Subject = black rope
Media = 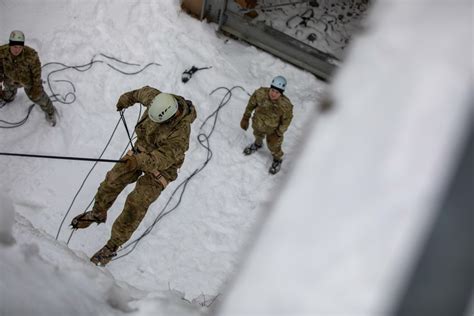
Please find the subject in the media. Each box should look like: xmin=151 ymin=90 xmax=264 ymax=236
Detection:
xmin=0 ymin=53 xmax=160 ymax=128
xmin=120 ymin=111 xmax=136 ymax=153
xmin=99 ymin=53 xmax=140 ymax=66
xmin=55 ymin=106 xmax=142 ymax=241
xmin=55 ymin=115 xmax=123 ymax=240
xmin=43 ymin=53 xmax=161 ymax=105
xmin=0 ymin=151 xmax=124 ymax=163
xmin=0 ymin=104 xmax=36 ymax=128
xmin=113 ymin=86 xmax=251 ymax=261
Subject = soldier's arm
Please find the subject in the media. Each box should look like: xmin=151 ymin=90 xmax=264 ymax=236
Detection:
xmin=135 ymin=124 xmax=190 ymax=173
xmin=30 ymin=52 xmax=43 ymax=92
xmin=243 ymin=90 xmax=259 ymax=119
xmin=277 ymin=104 xmax=294 ymax=136
xmin=116 ymin=86 xmax=159 ymax=110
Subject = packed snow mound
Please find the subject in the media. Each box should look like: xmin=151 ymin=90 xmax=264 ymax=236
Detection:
xmin=0 ymin=202 xmax=206 ymax=316
xmin=0 ymin=208 xmax=131 ymax=315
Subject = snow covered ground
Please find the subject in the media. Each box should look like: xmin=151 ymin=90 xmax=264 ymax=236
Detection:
xmin=231 ymin=0 xmax=371 ymax=60
xmin=1 ymin=0 xmax=322 ymax=314
xmin=0 ymin=0 xmax=472 ymax=315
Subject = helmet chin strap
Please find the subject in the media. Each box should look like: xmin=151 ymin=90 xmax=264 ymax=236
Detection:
xmin=174 ymin=103 xmax=182 ymax=118
xmin=173 ymin=102 xmax=183 ymax=117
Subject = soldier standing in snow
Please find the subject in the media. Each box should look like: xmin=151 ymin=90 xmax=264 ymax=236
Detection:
xmin=71 ymin=86 xmax=196 ymax=266
xmin=240 ymin=76 xmax=294 ymax=174
xmin=0 ymin=30 xmax=57 ymax=126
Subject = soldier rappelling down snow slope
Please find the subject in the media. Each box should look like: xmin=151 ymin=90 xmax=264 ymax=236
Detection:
xmin=71 ymin=86 xmax=196 ymax=266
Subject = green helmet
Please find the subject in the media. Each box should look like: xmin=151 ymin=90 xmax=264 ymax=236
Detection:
xmin=148 ymin=93 xmax=178 ymax=123
xmin=9 ymin=30 xmax=25 ymax=44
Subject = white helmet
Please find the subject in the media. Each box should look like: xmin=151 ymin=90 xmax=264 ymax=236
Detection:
xmin=9 ymin=30 xmax=25 ymax=44
xmin=270 ymin=75 xmax=287 ymax=93
xmin=148 ymin=93 xmax=178 ymax=123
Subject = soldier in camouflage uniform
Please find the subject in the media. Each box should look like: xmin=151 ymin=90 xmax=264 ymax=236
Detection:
xmin=71 ymin=86 xmax=197 ymax=266
xmin=240 ymin=76 xmax=294 ymax=174
xmin=0 ymin=30 xmax=56 ymax=126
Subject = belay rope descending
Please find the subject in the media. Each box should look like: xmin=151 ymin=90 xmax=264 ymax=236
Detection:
xmin=120 ymin=111 xmax=137 ymax=154
xmin=55 ymin=107 xmax=142 ymax=242
xmin=0 ymin=53 xmax=160 ymax=128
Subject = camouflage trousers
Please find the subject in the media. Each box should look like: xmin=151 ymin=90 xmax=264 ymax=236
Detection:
xmin=92 ymin=161 xmax=165 ymax=250
xmin=1 ymin=80 xmax=55 ymax=115
xmin=253 ymin=128 xmax=285 ymax=160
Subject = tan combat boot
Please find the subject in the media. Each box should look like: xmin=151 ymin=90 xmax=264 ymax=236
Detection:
xmin=45 ymin=111 xmax=56 ymax=126
xmin=90 ymin=245 xmax=117 ymax=266
xmin=70 ymin=210 xmax=106 ymax=229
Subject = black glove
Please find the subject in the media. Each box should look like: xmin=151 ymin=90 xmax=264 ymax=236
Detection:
xmin=116 ymin=94 xmax=130 ymax=111
xmin=240 ymin=116 xmax=250 ymax=130
xmin=121 ymin=152 xmax=139 ymax=170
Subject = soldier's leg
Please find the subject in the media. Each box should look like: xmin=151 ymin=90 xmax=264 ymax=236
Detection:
xmin=71 ymin=162 xmax=141 ymax=229
xmin=252 ymin=129 xmax=265 ymax=147
xmin=93 ymin=162 xmax=142 ymax=218
xmin=106 ymin=173 xmax=164 ymax=250
xmin=243 ymin=129 xmax=264 ymax=155
xmin=244 ymin=128 xmax=266 ymax=155
xmin=266 ymin=132 xmax=284 ymax=160
xmin=24 ymin=86 xmax=55 ymax=114
xmin=267 ymin=132 xmax=285 ymax=174
xmin=24 ymin=86 xmax=57 ymax=125
xmin=1 ymin=81 xmax=18 ymax=102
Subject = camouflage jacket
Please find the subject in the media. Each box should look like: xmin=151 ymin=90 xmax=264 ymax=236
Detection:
xmin=117 ymin=86 xmax=197 ymax=181
xmin=243 ymin=87 xmax=294 ymax=136
xmin=0 ymin=45 xmax=43 ymax=96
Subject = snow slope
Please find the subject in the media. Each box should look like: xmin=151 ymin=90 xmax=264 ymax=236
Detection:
xmin=1 ymin=0 xmax=322 ymax=314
